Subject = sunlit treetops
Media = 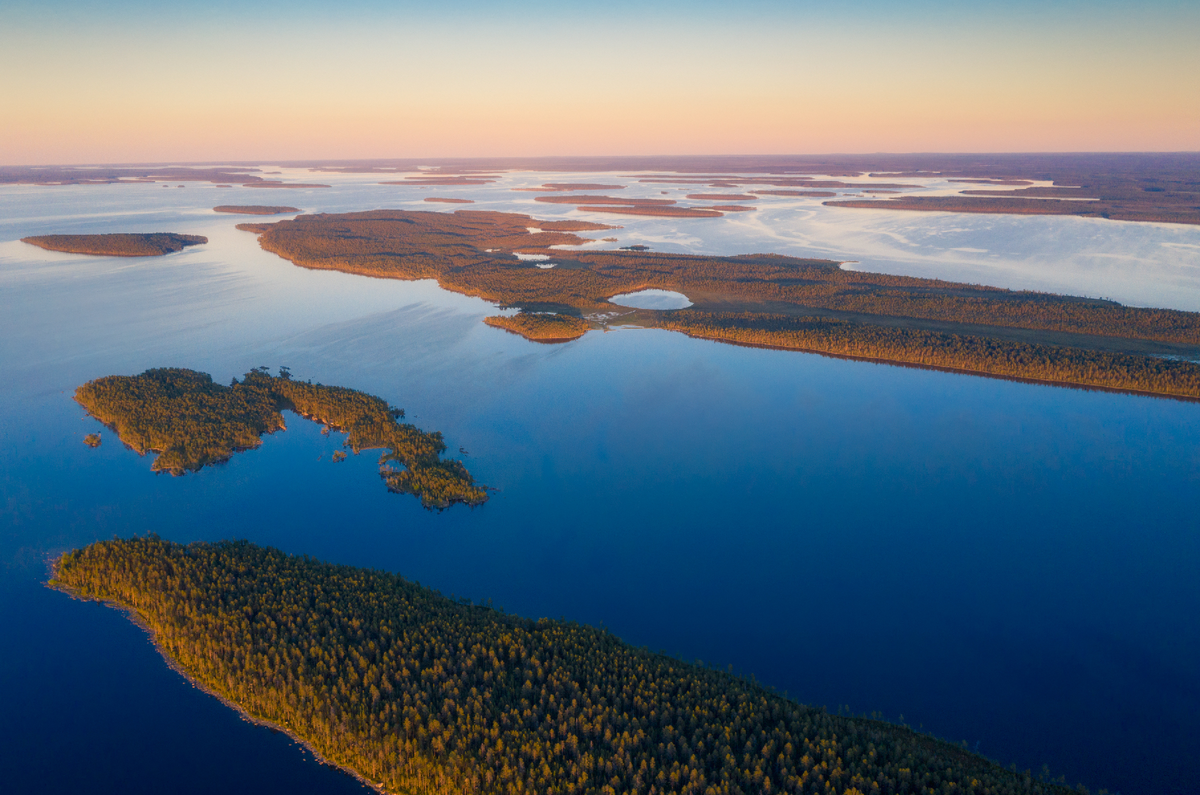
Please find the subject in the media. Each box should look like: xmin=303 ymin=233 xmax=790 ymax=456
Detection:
xmin=655 ymin=311 xmax=1200 ymax=400
xmin=74 ymin=367 xmax=485 ymax=509
xmin=52 ymin=537 xmax=1081 ymax=795
xmin=21 ymin=233 xmax=207 ymax=257
xmin=239 ymin=209 xmax=1200 ymax=400
xmin=484 ymin=313 xmax=589 ymax=343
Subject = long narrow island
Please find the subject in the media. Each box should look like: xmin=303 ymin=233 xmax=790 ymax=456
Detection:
xmin=75 ymin=367 xmax=485 ymax=509
xmin=237 ymin=209 xmax=1200 ymax=400
xmin=52 ymin=536 xmax=1079 ymax=795
xmin=22 ymin=232 xmax=207 ymax=256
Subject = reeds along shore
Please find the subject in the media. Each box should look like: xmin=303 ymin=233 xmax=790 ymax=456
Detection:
xmin=52 ymin=537 xmax=1081 ymax=795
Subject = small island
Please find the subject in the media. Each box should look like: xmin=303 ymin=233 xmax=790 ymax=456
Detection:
xmin=51 ymin=536 xmax=1079 ymax=795
xmin=21 ymin=233 xmax=207 ymax=257
xmin=83 ymin=433 xmax=101 ymax=448
xmin=484 ymin=313 xmax=589 ymax=342
xmin=584 ymin=205 xmax=725 ymax=218
xmin=423 ymin=197 xmax=475 ymax=204
xmin=243 ymin=181 xmax=330 ymax=189
xmin=685 ymin=193 xmax=758 ymax=201
xmin=381 ymin=176 xmax=496 ymax=186
xmin=74 ymin=367 xmax=486 ymax=509
xmin=535 ymin=195 xmax=677 ymax=206
xmin=213 ymin=205 xmax=300 ymax=215
xmin=752 ymin=190 xmax=838 ymax=197
xmin=540 ymin=182 xmax=626 ymax=190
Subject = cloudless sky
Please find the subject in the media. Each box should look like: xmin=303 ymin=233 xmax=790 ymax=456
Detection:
xmin=1 ymin=0 xmax=1197 ymax=163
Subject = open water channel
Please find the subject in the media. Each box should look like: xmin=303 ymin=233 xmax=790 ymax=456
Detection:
xmin=1 ymin=172 xmax=1198 ymax=794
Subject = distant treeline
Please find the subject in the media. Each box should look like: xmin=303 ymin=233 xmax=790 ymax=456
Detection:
xmin=75 ymin=368 xmax=485 ymax=509
xmin=53 ymin=537 xmax=1080 ymax=795
xmin=213 ymin=205 xmax=300 ymax=215
xmin=657 ymin=312 xmax=1200 ymax=398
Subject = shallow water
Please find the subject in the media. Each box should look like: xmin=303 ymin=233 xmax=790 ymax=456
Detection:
xmin=1 ymin=177 xmax=1198 ymax=795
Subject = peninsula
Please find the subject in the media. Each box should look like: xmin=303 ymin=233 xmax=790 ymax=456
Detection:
xmin=52 ymin=536 xmax=1079 ymax=795
xmin=237 ymin=208 xmax=1200 ymax=399
xmin=22 ymin=233 xmax=207 ymax=257
xmin=75 ymin=367 xmax=485 ymax=509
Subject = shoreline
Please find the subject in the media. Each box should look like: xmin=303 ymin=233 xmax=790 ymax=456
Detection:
xmin=45 ymin=570 xmax=398 ymax=795
xmin=675 ymin=330 xmax=1200 ymax=403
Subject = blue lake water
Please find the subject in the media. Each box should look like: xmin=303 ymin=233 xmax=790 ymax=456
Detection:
xmin=1 ymin=176 xmax=1199 ymax=795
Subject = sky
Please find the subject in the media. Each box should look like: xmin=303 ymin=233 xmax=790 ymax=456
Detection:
xmin=1 ymin=0 xmax=1197 ymax=164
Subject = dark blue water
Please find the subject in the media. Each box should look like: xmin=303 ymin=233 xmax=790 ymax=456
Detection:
xmin=2 ymin=184 xmax=1198 ymax=795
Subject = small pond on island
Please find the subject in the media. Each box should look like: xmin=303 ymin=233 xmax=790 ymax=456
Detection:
xmin=608 ymin=289 xmax=694 ymax=310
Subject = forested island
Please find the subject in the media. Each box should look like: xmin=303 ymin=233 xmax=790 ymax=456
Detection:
xmin=237 ymin=208 xmax=1200 ymax=400
xmin=484 ymin=313 xmax=589 ymax=342
xmin=22 ymin=233 xmax=207 ymax=256
xmin=52 ymin=536 xmax=1080 ymax=795
xmin=213 ymin=205 xmax=300 ymax=215
xmin=74 ymin=367 xmax=485 ymax=509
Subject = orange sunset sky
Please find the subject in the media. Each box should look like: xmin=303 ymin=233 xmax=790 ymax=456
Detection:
xmin=1 ymin=0 xmax=1197 ymax=164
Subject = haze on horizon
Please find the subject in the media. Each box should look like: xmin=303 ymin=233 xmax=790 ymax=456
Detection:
xmin=1 ymin=0 xmax=1197 ymax=165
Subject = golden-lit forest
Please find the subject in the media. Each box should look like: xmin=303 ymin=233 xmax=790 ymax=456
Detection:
xmin=232 ymin=209 xmax=1200 ymax=399
xmin=655 ymin=312 xmax=1200 ymax=399
xmin=484 ymin=313 xmax=590 ymax=342
xmin=74 ymin=367 xmax=486 ymax=508
xmin=53 ymin=537 xmax=1080 ymax=795
xmin=21 ymin=233 xmax=208 ymax=256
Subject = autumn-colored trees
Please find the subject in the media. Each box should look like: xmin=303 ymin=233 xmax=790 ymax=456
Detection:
xmin=240 ymin=209 xmax=1200 ymax=399
xmin=656 ymin=312 xmax=1200 ymax=399
xmin=53 ymin=537 xmax=1079 ymax=795
xmin=75 ymin=368 xmax=486 ymax=508
xmin=483 ymin=314 xmax=589 ymax=342
xmin=21 ymin=233 xmax=207 ymax=257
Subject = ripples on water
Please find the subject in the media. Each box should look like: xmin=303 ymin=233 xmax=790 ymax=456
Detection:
xmin=1 ymin=175 xmax=1198 ymax=795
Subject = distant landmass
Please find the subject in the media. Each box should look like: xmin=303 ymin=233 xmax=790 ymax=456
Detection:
xmin=51 ymin=536 xmax=1079 ymax=795
xmin=235 ymin=208 xmax=1200 ymax=399
xmin=22 ymin=233 xmax=207 ymax=257
xmin=9 ymin=154 xmax=1197 ymax=224
xmin=213 ymin=205 xmax=300 ymax=215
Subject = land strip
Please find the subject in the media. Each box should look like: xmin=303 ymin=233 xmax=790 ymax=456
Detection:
xmin=51 ymin=536 xmax=1078 ymax=795
xmin=234 ymin=208 xmax=1200 ymax=398
xmin=22 ymin=233 xmax=207 ymax=256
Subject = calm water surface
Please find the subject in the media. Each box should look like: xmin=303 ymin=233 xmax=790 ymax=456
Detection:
xmin=1 ymin=177 xmax=1198 ymax=795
